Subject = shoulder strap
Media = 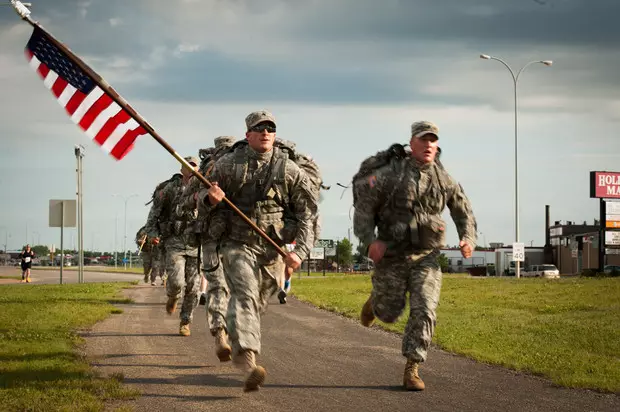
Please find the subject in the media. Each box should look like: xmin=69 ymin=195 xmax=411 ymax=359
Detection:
xmin=262 ymin=148 xmax=288 ymax=201
xmin=226 ymin=145 xmax=249 ymax=197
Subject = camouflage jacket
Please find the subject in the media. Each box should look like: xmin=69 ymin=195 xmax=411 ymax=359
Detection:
xmin=353 ymin=154 xmax=477 ymax=256
xmin=145 ymin=174 xmax=199 ymax=253
xmin=134 ymin=226 xmax=153 ymax=254
xmin=199 ymin=144 xmax=318 ymax=261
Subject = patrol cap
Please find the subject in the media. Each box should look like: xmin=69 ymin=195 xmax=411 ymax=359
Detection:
xmin=184 ymin=156 xmax=199 ymax=166
xmin=214 ymin=136 xmax=236 ymax=150
xmin=411 ymin=121 xmax=439 ymax=139
xmin=245 ymin=110 xmax=276 ymax=130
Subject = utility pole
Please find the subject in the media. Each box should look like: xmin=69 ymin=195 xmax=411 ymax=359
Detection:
xmin=114 ymin=212 xmax=118 ymax=269
xmin=75 ymin=145 xmax=85 ymax=283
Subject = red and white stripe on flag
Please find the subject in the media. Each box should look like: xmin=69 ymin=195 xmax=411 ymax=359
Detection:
xmin=24 ymin=49 xmax=147 ymax=160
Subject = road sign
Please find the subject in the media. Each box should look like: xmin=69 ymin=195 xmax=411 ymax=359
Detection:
xmin=315 ymin=239 xmax=334 ymax=248
xmin=512 ymin=242 xmax=525 ymax=262
xmin=309 ymin=248 xmax=324 ymax=260
xmin=49 ymin=199 xmax=77 ymax=228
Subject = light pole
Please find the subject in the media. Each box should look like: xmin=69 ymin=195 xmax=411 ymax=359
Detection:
xmin=113 ymin=193 xmax=138 ymax=269
xmin=478 ymin=231 xmax=487 ymax=249
xmin=479 ymin=54 xmax=552 ymax=279
xmin=32 ymin=231 xmax=40 ymax=245
xmin=0 ymin=227 xmax=10 ymax=253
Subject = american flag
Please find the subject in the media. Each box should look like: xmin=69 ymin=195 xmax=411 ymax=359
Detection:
xmin=24 ymin=26 xmax=147 ymax=160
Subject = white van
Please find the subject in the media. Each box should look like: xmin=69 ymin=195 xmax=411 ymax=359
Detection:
xmin=524 ymin=264 xmax=560 ymax=279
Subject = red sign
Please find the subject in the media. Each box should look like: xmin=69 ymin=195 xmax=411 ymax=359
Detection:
xmin=590 ymin=171 xmax=620 ymax=199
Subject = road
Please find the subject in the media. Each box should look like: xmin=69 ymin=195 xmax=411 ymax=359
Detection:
xmin=0 ymin=266 xmax=142 ymax=284
xmin=81 ymin=285 xmax=619 ymax=412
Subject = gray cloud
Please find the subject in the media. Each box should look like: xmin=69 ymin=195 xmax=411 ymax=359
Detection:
xmin=2 ymin=0 xmax=619 ymax=113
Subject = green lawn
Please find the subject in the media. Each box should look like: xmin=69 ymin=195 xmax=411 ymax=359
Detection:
xmin=0 ymin=283 xmax=139 ymax=411
xmin=35 ymin=266 xmax=144 ymax=275
xmin=291 ymin=275 xmax=620 ymax=393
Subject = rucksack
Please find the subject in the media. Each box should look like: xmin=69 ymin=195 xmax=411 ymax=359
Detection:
xmin=226 ymin=138 xmax=328 ymax=204
xmin=351 ymin=144 xmax=446 ymax=209
xmin=351 ymin=143 xmax=409 ymax=207
xmin=224 ymin=139 xmax=328 ymax=243
xmin=144 ymin=173 xmax=182 ymax=206
xmin=198 ymin=147 xmax=217 ymax=173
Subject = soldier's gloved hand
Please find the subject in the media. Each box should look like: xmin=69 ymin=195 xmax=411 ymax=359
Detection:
xmin=459 ymin=240 xmax=472 ymax=259
xmin=284 ymin=252 xmax=302 ymax=270
xmin=207 ymin=182 xmax=225 ymax=205
xmin=368 ymin=240 xmax=387 ymax=265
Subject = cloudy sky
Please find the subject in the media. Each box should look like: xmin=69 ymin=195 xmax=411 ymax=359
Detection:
xmin=1 ymin=0 xmax=619 ymax=253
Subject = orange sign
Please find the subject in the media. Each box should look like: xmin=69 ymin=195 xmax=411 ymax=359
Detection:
xmin=606 ymin=221 xmax=620 ymax=228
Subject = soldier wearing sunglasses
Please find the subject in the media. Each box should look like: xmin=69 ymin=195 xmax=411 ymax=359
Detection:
xmin=199 ymin=110 xmax=318 ymax=392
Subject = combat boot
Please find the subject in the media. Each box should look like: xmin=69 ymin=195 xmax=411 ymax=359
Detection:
xmin=360 ymin=296 xmax=375 ymax=327
xmin=234 ymin=350 xmax=266 ymax=392
xmin=165 ymin=297 xmax=178 ymax=315
xmin=403 ymin=358 xmax=425 ymax=391
xmin=214 ymin=328 xmax=232 ymax=362
xmin=277 ymin=289 xmax=287 ymax=304
xmin=179 ymin=321 xmax=191 ymax=336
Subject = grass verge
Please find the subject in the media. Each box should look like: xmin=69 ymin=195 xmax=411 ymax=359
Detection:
xmin=291 ymin=275 xmax=620 ymax=393
xmin=34 ymin=266 xmax=144 ymax=275
xmin=0 ymin=283 xmax=139 ymax=411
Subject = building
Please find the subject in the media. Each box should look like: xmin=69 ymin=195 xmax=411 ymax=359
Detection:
xmin=546 ymin=206 xmax=620 ymax=275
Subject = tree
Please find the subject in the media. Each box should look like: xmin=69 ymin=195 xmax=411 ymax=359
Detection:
xmin=438 ymin=253 xmax=449 ymax=272
xmin=30 ymin=245 xmax=50 ymax=257
xmin=354 ymin=242 xmax=367 ymax=263
xmin=336 ymin=238 xmax=353 ymax=266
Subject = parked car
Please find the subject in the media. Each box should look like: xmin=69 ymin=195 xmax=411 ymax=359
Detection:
xmin=523 ymin=264 xmax=560 ymax=279
xmin=604 ymin=265 xmax=620 ymax=275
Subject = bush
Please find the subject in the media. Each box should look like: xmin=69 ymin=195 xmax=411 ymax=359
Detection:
xmin=580 ymin=268 xmax=620 ymax=278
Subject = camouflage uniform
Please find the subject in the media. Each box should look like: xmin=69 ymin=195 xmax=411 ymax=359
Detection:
xmin=353 ymin=120 xmax=477 ymax=389
xmin=135 ymin=225 xmax=166 ymax=285
xmin=135 ymin=226 xmax=153 ymax=283
xmin=199 ymin=110 xmax=318 ymax=390
xmin=180 ymin=136 xmax=238 ymax=360
xmin=145 ymin=162 xmax=201 ymax=330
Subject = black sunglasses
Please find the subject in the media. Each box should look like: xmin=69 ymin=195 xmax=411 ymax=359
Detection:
xmin=249 ymin=122 xmax=276 ymax=133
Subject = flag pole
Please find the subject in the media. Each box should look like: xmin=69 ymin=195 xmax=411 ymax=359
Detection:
xmin=10 ymin=1 xmax=287 ymax=258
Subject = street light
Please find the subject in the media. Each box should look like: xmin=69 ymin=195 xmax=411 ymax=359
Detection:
xmin=479 ymin=53 xmax=552 ymax=278
xmin=0 ymin=227 xmax=10 ymax=253
xmin=113 ymin=193 xmax=139 ymax=269
xmin=478 ymin=231 xmax=487 ymax=249
xmin=32 ymin=231 xmax=40 ymax=245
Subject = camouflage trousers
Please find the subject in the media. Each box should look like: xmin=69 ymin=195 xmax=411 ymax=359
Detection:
xmin=146 ymin=244 xmax=166 ymax=283
xmin=370 ymin=250 xmax=442 ymax=363
xmin=165 ymin=248 xmax=201 ymax=324
xmin=202 ymin=247 xmax=230 ymax=336
xmin=141 ymin=250 xmax=153 ymax=281
xmin=142 ymin=245 xmax=166 ymax=283
xmin=220 ymin=241 xmax=283 ymax=356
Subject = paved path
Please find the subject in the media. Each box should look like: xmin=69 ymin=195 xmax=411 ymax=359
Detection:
xmin=0 ymin=266 xmax=142 ymax=284
xmin=82 ymin=285 xmax=619 ymax=412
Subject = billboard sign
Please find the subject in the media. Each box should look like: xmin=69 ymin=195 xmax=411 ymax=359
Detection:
xmin=606 ymin=200 xmax=620 ymax=228
xmin=590 ymin=171 xmax=620 ymax=199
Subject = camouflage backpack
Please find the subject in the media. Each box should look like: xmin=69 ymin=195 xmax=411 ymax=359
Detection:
xmin=144 ymin=173 xmax=182 ymax=206
xmin=226 ymin=138 xmax=328 ymax=243
xmin=351 ymin=143 xmax=409 ymax=207
xmin=351 ymin=143 xmax=446 ymax=209
xmin=198 ymin=147 xmax=217 ymax=174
